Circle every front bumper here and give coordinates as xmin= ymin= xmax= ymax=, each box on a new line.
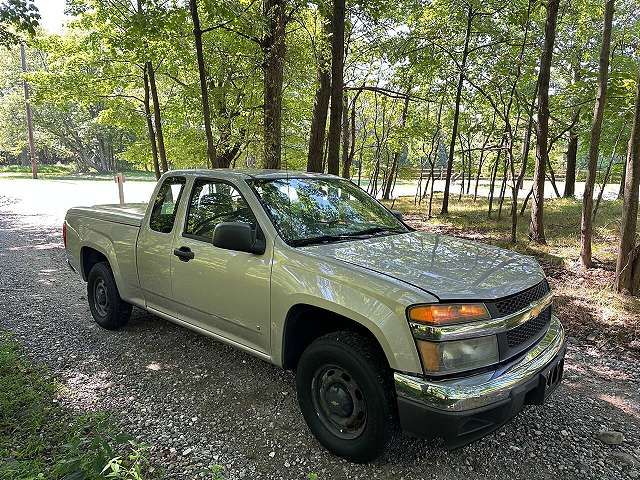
xmin=395 ymin=314 xmax=565 ymax=448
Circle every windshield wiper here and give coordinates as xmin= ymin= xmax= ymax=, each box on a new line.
xmin=344 ymin=226 xmax=407 ymax=238
xmin=291 ymin=234 xmax=359 ymax=247
xmin=292 ymin=226 xmax=406 ymax=247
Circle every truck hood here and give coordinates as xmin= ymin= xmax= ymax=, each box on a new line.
xmin=301 ymin=231 xmax=545 ymax=300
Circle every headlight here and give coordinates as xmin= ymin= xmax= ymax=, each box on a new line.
xmin=417 ymin=336 xmax=499 ymax=374
xmin=408 ymin=303 xmax=490 ymax=326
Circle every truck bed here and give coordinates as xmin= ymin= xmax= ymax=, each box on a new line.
xmin=67 ymin=203 xmax=148 ymax=227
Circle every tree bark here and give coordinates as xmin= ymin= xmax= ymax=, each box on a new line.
xmin=340 ymin=94 xmax=351 ymax=178
xmin=580 ymin=0 xmax=615 ymax=267
xmin=517 ymin=80 xmax=538 ymax=190
xmin=263 ymin=0 xmax=287 ymax=169
xmin=343 ymin=92 xmax=358 ymax=179
xmin=615 ymin=70 xmax=640 ymax=294
xmin=326 ymin=0 xmax=345 ymax=175
xmin=146 ymin=61 xmax=168 ymax=173
xmin=529 ymin=0 xmax=560 ymax=244
xmin=564 ymin=63 xmax=582 ymax=197
xmin=143 ymin=65 xmax=161 ymax=179
xmin=564 ymin=127 xmax=578 ymax=197
xmin=383 ymin=95 xmax=409 ymax=200
xmin=307 ymin=14 xmax=331 ymax=173
xmin=441 ymin=4 xmax=473 ymax=215
xmin=189 ymin=0 xmax=218 ymax=168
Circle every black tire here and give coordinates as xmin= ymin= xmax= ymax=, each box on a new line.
xmin=87 ymin=262 xmax=132 ymax=330
xmin=296 ymin=331 xmax=398 ymax=462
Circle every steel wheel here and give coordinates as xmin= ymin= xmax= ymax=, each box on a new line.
xmin=311 ymin=364 xmax=367 ymax=440
xmin=93 ymin=278 xmax=109 ymax=317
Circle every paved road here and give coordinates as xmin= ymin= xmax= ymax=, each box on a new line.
xmin=0 ymin=179 xmax=638 ymax=479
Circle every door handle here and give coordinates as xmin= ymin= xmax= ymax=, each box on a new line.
xmin=173 ymin=246 xmax=195 ymax=262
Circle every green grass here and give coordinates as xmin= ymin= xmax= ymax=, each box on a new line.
xmin=0 ymin=165 xmax=156 ymax=181
xmin=0 ymin=332 xmax=154 ymax=480
xmin=387 ymin=193 xmax=622 ymax=265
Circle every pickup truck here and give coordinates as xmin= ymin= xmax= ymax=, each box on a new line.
xmin=64 ymin=169 xmax=566 ymax=462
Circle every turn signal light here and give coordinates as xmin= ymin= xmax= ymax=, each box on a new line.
xmin=408 ymin=303 xmax=490 ymax=326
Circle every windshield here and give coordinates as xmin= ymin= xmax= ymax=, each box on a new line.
xmin=248 ymin=177 xmax=409 ymax=246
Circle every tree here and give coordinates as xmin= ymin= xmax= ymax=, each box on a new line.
xmin=0 ymin=0 xmax=39 ymax=47
xmin=441 ymin=3 xmax=473 ymax=215
xmin=326 ymin=0 xmax=345 ymax=175
xmin=189 ymin=0 xmax=217 ymax=168
xmin=580 ymin=0 xmax=615 ymax=268
xmin=615 ymin=69 xmax=640 ymax=294
xmin=263 ymin=0 xmax=287 ymax=169
xmin=529 ymin=0 xmax=560 ymax=244
xmin=306 ymin=10 xmax=331 ymax=173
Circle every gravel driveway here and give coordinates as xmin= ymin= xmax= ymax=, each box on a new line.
xmin=0 ymin=179 xmax=639 ymax=480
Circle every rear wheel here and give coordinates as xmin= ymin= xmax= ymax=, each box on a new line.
xmin=87 ymin=262 xmax=132 ymax=330
xmin=296 ymin=331 xmax=398 ymax=462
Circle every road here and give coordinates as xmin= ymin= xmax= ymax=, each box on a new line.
xmin=0 ymin=178 xmax=638 ymax=479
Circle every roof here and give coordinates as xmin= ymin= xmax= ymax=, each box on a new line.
xmin=165 ymin=168 xmax=341 ymax=181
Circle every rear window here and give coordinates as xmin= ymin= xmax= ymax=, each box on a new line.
xmin=149 ymin=177 xmax=186 ymax=233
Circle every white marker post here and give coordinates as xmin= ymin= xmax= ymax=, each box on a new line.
xmin=115 ymin=173 xmax=125 ymax=205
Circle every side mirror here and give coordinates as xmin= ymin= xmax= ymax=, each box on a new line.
xmin=212 ymin=222 xmax=266 ymax=255
xmin=391 ymin=210 xmax=403 ymax=221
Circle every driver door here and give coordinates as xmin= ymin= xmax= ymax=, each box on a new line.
xmin=169 ymin=178 xmax=271 ymax=354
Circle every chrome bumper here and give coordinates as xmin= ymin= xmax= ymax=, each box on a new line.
xmin=395 ymin=315 xmax=565 ymax=412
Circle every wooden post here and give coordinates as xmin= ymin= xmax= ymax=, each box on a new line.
xmin=20 ymin=43 xmax=37 ymax=179
xmin=115 ymin=173 xmax=125 ymax=205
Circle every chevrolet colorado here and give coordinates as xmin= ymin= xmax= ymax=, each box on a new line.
xmin=64 ymin=169 xmax=565 ymax=462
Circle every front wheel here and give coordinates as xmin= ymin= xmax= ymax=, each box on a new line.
xmin=87 ymin=262 xmax=132 ymax=330
xmin=296 ymin=331 xmax=398 ymax=462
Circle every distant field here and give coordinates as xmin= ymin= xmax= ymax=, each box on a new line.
xmin=0 ymin=165 xmax=157 ymax=181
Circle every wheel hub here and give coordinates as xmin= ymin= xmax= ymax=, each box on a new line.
xmin=94 ymin=279 xmax=109 ymax=316
xmin=312 ymin=365 xmax=367 ymax=440
xmin=325 ymin=383 xmax=354 ymax=417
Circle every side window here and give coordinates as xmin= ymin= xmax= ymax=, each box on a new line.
xmin=149 ymin=177 xmax=186 ymax=233
xmin=185 ymin=180 xmax=257 ymax=240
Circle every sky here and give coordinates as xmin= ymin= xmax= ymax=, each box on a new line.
xmin=34 ymin=0 xmax=68 ymax=34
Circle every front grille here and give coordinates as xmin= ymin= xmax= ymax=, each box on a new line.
xmin=499 ymin=306 xmax=551 ymax=359
xmin=506 ymin=306 xmax=551 ymax=348
xmin=488 ymin=280 xmax=550 ymax=318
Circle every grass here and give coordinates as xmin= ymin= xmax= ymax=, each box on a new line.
xmin=0 ymin=165 xmax=156 ymax=181
xmin=386 ymin=193 xmax=640 ymax=354
xmin=0 ymin=331 xmax=155 ymax=480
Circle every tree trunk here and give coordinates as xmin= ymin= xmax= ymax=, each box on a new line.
xmin=564 ymin=64 xmax=581 ymax=197
xmin=580 ymin=0 xmax=615 ymax=268
xmin=307 ymin=14 xmax=331 ymax=173
xmin=143 ymin=65 xmax=161 ymax=179
xmin=615 ymin=70 xmax=640 ymax=294
xmin=340 ymin=93 xmax=350 ymax=178
xmin=529 ymin=0 xmax=560 ymax=244
xmin=189 ymin=0 xmax=217 ymax=168
xmin=619 ymin=147 xmax=628 ymax=199
xmin=263 ymin=0 xmax=287 ymax=169
xmin=146 ymin=61 xmax=168 ymax=173
xmin=564 ymin=127 xmax=578 ymax=197
xmin=343 ymin=93 xmax=358 ymax=179
xmin=517 ymin=80 xmax=539 ymax=190
xmin=326 ymin=0 xmax=345 ymax=175
xmin=383 ymin=95 xmax=409 ymax=200
xmin=442 ymin=4 xmax=473 ymax=215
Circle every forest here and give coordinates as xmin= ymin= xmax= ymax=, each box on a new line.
xmin=1 ymin=0 xmax=640 ymax=294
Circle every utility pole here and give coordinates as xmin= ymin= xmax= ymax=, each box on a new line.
xmin=20 ymin=43 xmax=37 ymax=179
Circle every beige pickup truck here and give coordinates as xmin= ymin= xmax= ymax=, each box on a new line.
xmin=64 ymin=169 xmax=565 ymax=462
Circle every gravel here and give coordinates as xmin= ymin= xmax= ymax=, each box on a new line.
xmin=1 ymin=180 xmax=639 ymax=479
